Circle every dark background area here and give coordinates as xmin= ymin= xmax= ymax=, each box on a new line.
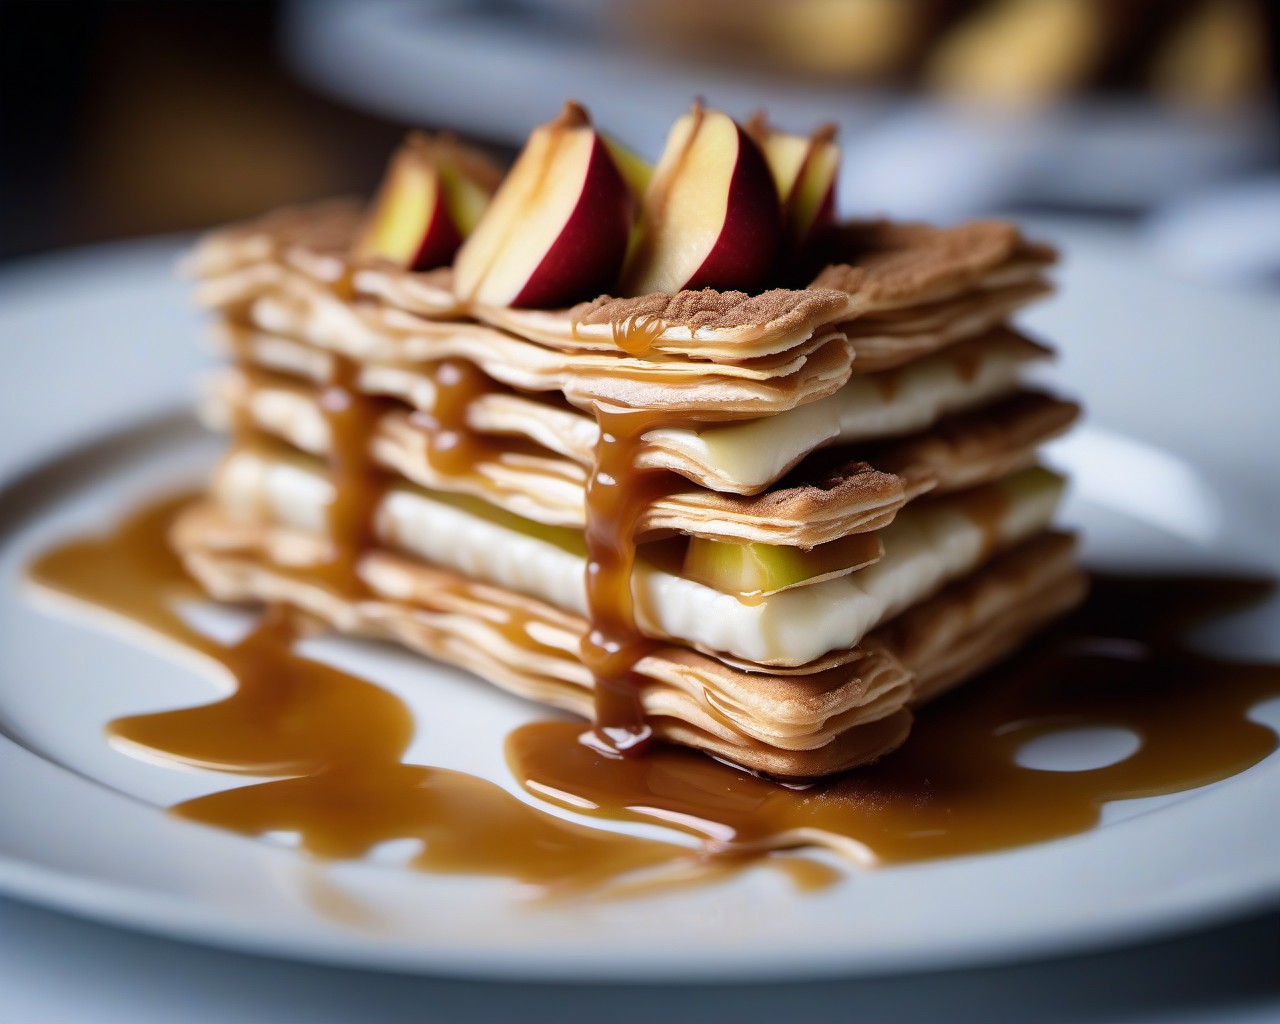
xmin=0 ymin=1 xmax=422 ymax=262
xmin=3 ymin=0 xmax=1277 ymax=264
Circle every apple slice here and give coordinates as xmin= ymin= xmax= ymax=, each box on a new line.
xmin=454 ymin=102 xmax=637 ymax=309
xmin=603 ymin=136 xmax=652 ymax=201
xmin=682 ymin=532 xmax=882 ymax=599
xmin=620 ymin=102 xmax=781 ymax=296
xmin=352 ymin=132 xmax=503 ymax=271
xmin=746 ymin=113 xmax=839 ymax=253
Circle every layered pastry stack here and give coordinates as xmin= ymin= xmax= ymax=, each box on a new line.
xmin=176 ymin=102 xmax=1085 ymax=779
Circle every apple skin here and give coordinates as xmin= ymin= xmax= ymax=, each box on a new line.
xmin=685 ymin=121 xmax=782 ymax=292
xmin=352 ymin=133 xmax=499 ymax=272
xmin=508 ymin=135 xmax=633 ymax=309
xmin=747 ymin=115 xmax=840 ymax=255
xmin=455 ymin=102 xmax=637 ymax=310
xmin=409 ymin=192 xmax=463 ymax=271
xmin=621 ymin=104 xmax=782 ymax=296
xmin=785 ymin=124 xmax=839 ymax=252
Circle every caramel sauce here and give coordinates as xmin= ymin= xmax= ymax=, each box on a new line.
xmin=218 ymin=339 xmax=725 ymax=889
xmin=28 ymin=495 xmax=1280 ymax=888
xmin=29 ymin=493 xmax=728 ymax=895
xmin=610 ymin=314 xmax=667 ymax=357
xmin=28 ymin=492 xmax=206 ymax=646
xmin=23 ymin=302 xmax=1280 ymax=893
xmin=172 ymin=760 xmax=691 ymax=892
xmin=580 ymin=314 xmax=750 ymax=751
xmin=580 ymin=407 xmax=681 ymax=750
xmin=249 ymin=311 xmax=692 ymax=761
xmin=407 ymin=358 xmax=502 ymax=479
xmin=509 ymin=574 xmax=1280 ymax=866
xmin=315 ymin=355 xmax=383 ymax=593
xmin=580 ymin=315 xmax=996 ymax=756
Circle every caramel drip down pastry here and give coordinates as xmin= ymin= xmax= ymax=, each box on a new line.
xmin=29 ymin=498 xmax=1280 ymax=881
xmin=29 ymin=495 xmax=724 ymax=895
xmin=315 ymin=354 xmax=382 ymax=595
xmin=581 ymin=406 xmax=681 ymax=750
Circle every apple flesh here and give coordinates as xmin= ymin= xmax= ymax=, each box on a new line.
xmin=682 ymin=532 xmax=882 ymax=598
xmin=747 ymin=114 xmax=839 ymax=254
xmin=352 ymin=133 xmax=502 ymax=272
xmin=403 ymin=482 xmax=586 ymax=556
xmin=620 ymin=103 xmax=781 ymax=296
xmin=454 ymin=102 xmax=637 ymax=309
xmin=603 ymin=136 xmax=652 ymax=202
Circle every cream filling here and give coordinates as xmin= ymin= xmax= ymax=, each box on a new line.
xmin=216 ymin=450 xmax=1063 ymax=667
xmin=648 ymin=344 xmax=1029 ymax=490
xmin=235 ymin=329 xmax=1037 ymax=494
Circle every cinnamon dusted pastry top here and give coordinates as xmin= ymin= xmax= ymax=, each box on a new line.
xmin=816 ymin=219 xmax=1056 ymax=305
xmin=191 ymin=200 xmax=1054 ymax=381
xmin=485 ymin=287 xmax=858 ymax=361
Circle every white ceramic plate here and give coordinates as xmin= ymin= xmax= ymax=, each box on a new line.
xmin=0 ymin=223 xmax=1278 ymax=981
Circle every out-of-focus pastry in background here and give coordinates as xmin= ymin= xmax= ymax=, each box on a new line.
xmin=623 ymin=0 xmax=1275 ymax=109
xmin=631 ymin=0 xmax=952 ymax=84
xmin=1148 ymin=0 xmax=1273 ymax=108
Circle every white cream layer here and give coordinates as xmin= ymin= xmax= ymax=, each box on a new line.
xmin=238 ymin=328 xmax=1037 ymax=494
xmin=216 ymin=451 xmax=1063 ymax=666
xmin=649 ymin=342 xmax=1030 ymax=489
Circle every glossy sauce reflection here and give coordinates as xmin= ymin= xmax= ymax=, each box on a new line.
xmin=315 ymin=354 xmax=383 ymax=593
xmin=580 ymin=406 xmax=681 ymax=750
xmin=509 ymin=575 xmax=1280 ymax=865
xmin=408 ymin=357 xmax=504 ymax=479
xmin=28 ymin=495 xmax=711 ymax=895
xmin=27 ymin=496 xmax=1280 ymax=886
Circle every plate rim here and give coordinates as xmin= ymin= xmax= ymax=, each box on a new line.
xmin=1 ymin=233 xmax=1279 ymax=982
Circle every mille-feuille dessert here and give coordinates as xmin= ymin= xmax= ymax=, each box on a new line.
xmin=176 ymin=101 xmax=1085 ymax=780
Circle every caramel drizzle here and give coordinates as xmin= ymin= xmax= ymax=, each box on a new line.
xmin=314 ymin=354 xmax=383 ymax=593
xmin=28 ymin=494 xmax=830 ymax=896
xmin=245 ymin=296 xmax=683 ymax=756
xmin=407 ymin=357 xmax=502 ymax=479
xmin=32 ymin=284 xmax=716 ymax=890
xmin=609 ymin=314 xmax=667 ymax=357
xmin=581 ymin=312 xmax=746 ymax=750
xmin=25 ymin=260 xmax=1280 ymax=893
xmin=511 ymin=574 xmax=1280 ymax=866
xmin=580 ymin=407 xmax=680 ymax=750
xmin=27 ymin=495 xmax=1280 ymax=888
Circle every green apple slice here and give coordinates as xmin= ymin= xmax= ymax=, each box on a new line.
xmin=683 ymin=532 xmax=883 ymax=600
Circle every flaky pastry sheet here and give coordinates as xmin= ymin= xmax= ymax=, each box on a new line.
xmin=172 ymin=503 xmax=1082 ymax=778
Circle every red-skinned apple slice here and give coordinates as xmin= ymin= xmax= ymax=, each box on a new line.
xmin=747 ymin=114 xmax=839 ymax=252
xmin=352 ymin=133 xmax=503 ymax=271
xmin=621 ymin=102 xmax=781 ymax=296
xmin=454 ymin=102 xmax=636 ymax=309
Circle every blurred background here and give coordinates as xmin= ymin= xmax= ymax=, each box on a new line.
xmin=3 ymin=0 xmax=1279 ymax=283
xmin=3 ymin=6 xmax=1279 ymax=1019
